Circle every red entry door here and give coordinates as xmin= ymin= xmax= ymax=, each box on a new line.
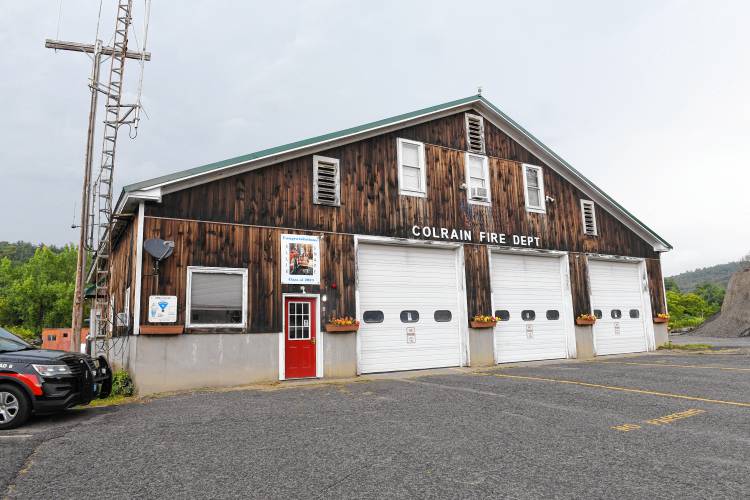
xmin=284 ymin=297 xmax=317 ymax=378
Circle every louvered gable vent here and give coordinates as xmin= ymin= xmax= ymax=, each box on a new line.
xmin=465 ymin=113 xmax=485 ymax=154
xmin=313 ymin=156 xmax=340 ymax=206
xmin=581 ymin=200 xmax=597 ymax=236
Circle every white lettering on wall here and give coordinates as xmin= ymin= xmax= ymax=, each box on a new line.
xmin=411 ymin=225 xmax=539 ymax=247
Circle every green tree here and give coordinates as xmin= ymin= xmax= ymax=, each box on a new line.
xmin=0 ymin=245 xmax=77 ymax=339
xmin=694 ymin=282 xmax=725 ymax=311
xmin=664 ymin=277 xmax=681 ymax=292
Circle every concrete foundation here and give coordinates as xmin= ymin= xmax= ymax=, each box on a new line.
xmin=324 ymin=332 xmax=357 ymax=378
xmin=468 ymin=328 xmax=495 ymax=366
xmin=653 ymin=323 xmax=669 ymax=347
xmin=123 ymin=333 xmax=279 ymax=395
xmin=574 ymin=325 xmax=595 ymax=359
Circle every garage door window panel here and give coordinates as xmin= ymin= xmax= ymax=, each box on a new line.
xmin=494 ymin=310 xmax=510 ymax=321
xmin=434 ymin=310 xmax=452 ymax=322
xmin=611 ymin=309 xmax=622 ymax=319
xmin=363 ymin=310 xmax=384 ymax=323
xmin=397 ymin=138 xmax=426 ymax=197
xmin=400 ymin=310 xmax=420 ymax=323
xmin=521 ymin=310 xmax=536 ymax=321
xmin=187 ymin=267 xmax=247 ymax=328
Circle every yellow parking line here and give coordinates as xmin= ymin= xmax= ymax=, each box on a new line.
xmin=595 ymin=361 xmax=750 ymax=372
xmin=645 ymin=408 xmax=705 ymax=425
xmin=492 ymin=373 xmax=750 ymax=408
xmin=612 ymin=409 xmax=706 ymax=432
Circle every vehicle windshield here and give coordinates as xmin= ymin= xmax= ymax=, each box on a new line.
xmin=0 ymin=327 xmax=33 ymax=352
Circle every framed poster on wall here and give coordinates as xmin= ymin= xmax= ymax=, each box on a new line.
xmin=281 ymin=234 xmax=320 ymax=285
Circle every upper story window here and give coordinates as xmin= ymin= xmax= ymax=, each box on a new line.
xmin=523 ymin=164 xmax=546 ymax=213
xmin=397 ymin=138 xmax=426 ymax=197
xmin=312 ymin=155 xmax=340 ymax=206
xmin=186 ymin=266 xmax=247 ymax=328
xmin=580 ymin=199 xmax=598 ymax=236
xmin=465 ymin=153 xmax=491 ymax=204
xmin=465 ymin=113 xmax=485 ymax=154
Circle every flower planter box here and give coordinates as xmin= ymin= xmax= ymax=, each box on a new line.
xmin=325 ymin=324 xmax=359 ymax=333
xmin=470 ymin=320 xmax=497 ymax=329
xmin=140 ymin=325 xmax=184 ymax=335
xmin=575 ymin=318 xmax=596 ymax=326
xmin=653 ymin=317 xmax=669 ymax=324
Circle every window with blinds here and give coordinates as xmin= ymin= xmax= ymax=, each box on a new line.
xmin=581 ymin=199 xmax=598 ymax=235
xmin=186 ymin=267 xmax=247 ymax=328
xmin=465 ymin=113 xmax=485 ymax=154
xmin=313 ymin=156 xmax=340 ymax=206
xmin=523 ymin=164 xmax=546 ymax=213
xmin=397 ymin=138 xmax=426 ymax=196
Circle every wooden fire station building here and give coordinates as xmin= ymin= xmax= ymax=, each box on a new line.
xmin=107 ymin=95 xmax=671 ymax=394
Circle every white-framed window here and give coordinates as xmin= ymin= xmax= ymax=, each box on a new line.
xmin=186 ymin=266 xmax=248 ymax=328
xmin=465 ymin=113 xmax=485 ymax=154
xmin=312 ymin=155 xmax=340 ymax=206
xmin=465 ymin=153 xmax=491 ymax=204
xmin=397 ymin=138 xmax=427 ymax=197
xmin=581 ymin=199 xmax=598 ymax=236
xmin=523 ymin=164 xmax=546 ymax=213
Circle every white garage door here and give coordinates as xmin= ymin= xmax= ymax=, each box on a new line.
xmin=357 ymin=244 xmax=462 ymax=373
xmin=589 ymin=260 xmax=649 ymax=355
xmin=491 ymin=253 xmax=572 ymax=363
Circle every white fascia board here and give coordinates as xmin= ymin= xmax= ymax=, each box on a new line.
xmin=115 ymin=187 xmax=163 ymax=215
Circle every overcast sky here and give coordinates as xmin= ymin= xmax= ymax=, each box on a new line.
xmin=1 ymin=1 xmax=748 ymax=276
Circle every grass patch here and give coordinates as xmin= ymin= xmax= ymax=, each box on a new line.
xmin=86 ymin=394 xmax=138 ymax=408
xmin=658 ymin=341 xmax=713 ymax=351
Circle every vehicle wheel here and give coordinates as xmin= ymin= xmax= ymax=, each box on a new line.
xmin=97 ymin=356 xmax=112 ymax=399
xmin=0 ymin=384 xmax=31 ymax=430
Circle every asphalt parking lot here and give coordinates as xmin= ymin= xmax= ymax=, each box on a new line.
xmin=2 ymin=346 xmax=749 ymax=499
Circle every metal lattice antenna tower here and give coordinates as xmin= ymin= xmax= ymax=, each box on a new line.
xmin=45 ymin=0 xmax=151 ymax=353
xmin=92 ymin=0 xmax=137 ymax=344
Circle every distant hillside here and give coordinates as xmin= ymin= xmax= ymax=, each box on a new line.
xmin=0 ymin=241 xmax=65 ymax=264
xmin=668 ymin=261 xmax=748 ymax=292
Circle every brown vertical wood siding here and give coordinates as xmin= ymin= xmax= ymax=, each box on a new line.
xmin=463 ymin=245 xmax=492 ymax=321
xmin=568 ymin=253 xmax=592 ymax=317
xmin=109 ymin=214 xmax=138 ymax=334
xmin=107 ymin=108 xmax=667 ymax=331
xmin=139 ymin=217 xmax=356 ymax=332
xmin=646 ymin=257 xmax=667 ymax=315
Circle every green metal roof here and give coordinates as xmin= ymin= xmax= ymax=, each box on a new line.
xmin=121 ymin=94 xmax=671 ymax=250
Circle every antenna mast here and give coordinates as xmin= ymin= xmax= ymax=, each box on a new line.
xmin=45 ymin=0 xmax=152 ymax=354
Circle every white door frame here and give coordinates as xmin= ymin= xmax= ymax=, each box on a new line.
xmin=353 ymin=235 xmax=468 ymax=374
xmin=489 ymin=247 xmax=576 ymax=363
xmin=586 ymin=254 xmax=656 ymax=353
xmin=278 ymin=293 xmax=323 ymax=381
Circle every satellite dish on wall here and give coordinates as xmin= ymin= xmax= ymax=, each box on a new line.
xmin=144 ymin=239 xmax=175 ymax=261
xmin=143 ymin=239 xmax=175 ymax=278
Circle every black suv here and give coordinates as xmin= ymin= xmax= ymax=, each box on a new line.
xmin=0 ymin=327 xmax=112 ymax=429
